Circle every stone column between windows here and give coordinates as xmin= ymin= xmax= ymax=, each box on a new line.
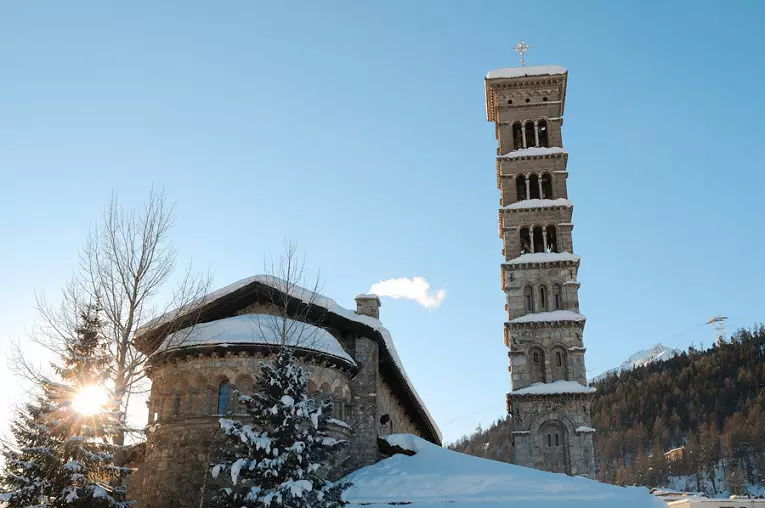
xmin=528 ymin=228 xmax=535 ymax=254
xmin=524 ymin=176 xmax=531 ymax=201
xmin=534 ymin=120 xmax=540 ymax=147
xmin=542 ymin=228 xmax=548 ymax=253
xmin=521 ymin=125 xmax=527 ymax=148
xmin=537 ymin=177 xmax=544 ymax=200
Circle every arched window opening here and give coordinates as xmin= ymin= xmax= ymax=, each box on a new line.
xmin=553 ymin=284 xmax=563 ymax=310
xmin=524 ymin=285 xmax=534 ymax=312
xmin=172 ymin=392 xmax=181 ymax=418
xmin=520 ymin=227 xmax=531 ymax=255
xmin=533 ymin=226 xmax=545 ymax=254
xmin=217 ymin=379 xmax=231 ymax=415
xmin=551 ymin=348 xmax=567 ymax=381
xmin=555 ymin=433 xmax=560 ymax=446
xmin=530 ymin=348 xmax=545 ymax=383
xmin=528 ymin=173 xmax=540 ymax=199
xmin=540 ymin=173 xmax=553 ymax=199
xmin=545 ymin=225 xmax=558 ymax=253
xmin=512 ymin=123 xmax=523 ymax=150
xmin=547 ymin=434 xmax=552 ymax=446
xmin=538 ymin=120 xmax=549 ymax=147
xmin=516 ymin=175 xmax=527 ymax=201
xmin=525 ymin=122 xmax=536 ymax=147
xmin=540 ymin=286 xmax=548 ymax=311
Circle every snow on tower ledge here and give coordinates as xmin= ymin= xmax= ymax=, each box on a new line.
xmin=486 ymin=64 xmax=567 ymax=80
xmin=509 ymin=310 xmax=585 ymax=324
xmin=498 ymin=146 xmax=567 ymax=159
xmin=503 ymin=252 xmax=580 ymax=266
xmin=503 ymin=198 xmax=572 ymax=210
xmin=512 ymin=380 xmax=596 ymax=396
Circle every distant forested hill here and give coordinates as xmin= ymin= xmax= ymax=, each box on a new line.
xmin=450 ymin=325 xmax=765 ymax=496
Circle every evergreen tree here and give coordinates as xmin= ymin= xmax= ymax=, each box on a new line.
xmin=0 ymin=304 xmax=132 ymax=507
xmin=210 ymin=348 xmax=348 ymax=507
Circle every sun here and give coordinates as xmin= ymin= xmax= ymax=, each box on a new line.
xmin=72 ymin=385 xmax=109 ymax=416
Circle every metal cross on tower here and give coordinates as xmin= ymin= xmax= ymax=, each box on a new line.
xmin=514 ymin=39 xmax=531 ymax=66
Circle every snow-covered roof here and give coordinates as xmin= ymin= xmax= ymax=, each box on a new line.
xmin=498 ymin=146 xmax=567 ymax=160
xmin=154 ymin=314 xmax=356 ymax=365
xmin=138 ymin=275 xmax=442 ymax=443
xmin=503 ymin=198 xmax=572 ymax=210
xmin=486 ymin=65 xmax=567 ymax=80
xmin=575 ymin=426 xmax=596 ymax=433
xmin=509 ymin=310 xmax=586 ymax=324
xmin=503 ymin=252 xmax=580 ymax=266
xmin=342 ymin=434 xmax=662 ymax=507
xmin=511 ymin=380 xmax=596 ymax=396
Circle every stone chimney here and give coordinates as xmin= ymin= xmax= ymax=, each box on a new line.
xmin=355 ymin=293 xmax=381 ymax=319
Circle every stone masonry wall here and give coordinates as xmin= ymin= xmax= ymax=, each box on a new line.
xmin=376 ymin=376 xmax=420 ymax=438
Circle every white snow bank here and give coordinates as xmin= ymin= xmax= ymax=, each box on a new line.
xmin=141 ymin=275 xmax=441 ymax=443
xmin=576 ymin=426 xmax=596 ymax=433
xmin=503 ymin=198 xmax=572 ymax=210
xmin=342 ymin=434 xmax=662 ymax=507
xmin=512 ymin=381 xmax=596 ymax=396
xmin=487 ymin=65 xmax=567 ymax=80
xmin=509 ymin=310 xmax=586 ymax=324
xmin=498 ymin=146 xmax=567 ymax=159
xmin=155 ymin=314 xmax=355 ymax=365
xmin=503 ymin=252 xmax=580 ymax=265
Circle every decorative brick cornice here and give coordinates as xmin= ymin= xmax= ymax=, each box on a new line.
xmin=505 ymin=318 xmax=585 ymax=330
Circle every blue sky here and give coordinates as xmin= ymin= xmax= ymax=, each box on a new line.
xmin=1 ymin=1 xmax=764 ymax=443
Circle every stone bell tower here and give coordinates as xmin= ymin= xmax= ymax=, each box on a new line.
xmin=485 ymin=64 xmax=595 ymax=477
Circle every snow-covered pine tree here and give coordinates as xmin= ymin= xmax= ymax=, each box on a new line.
xmin=210 ymin=347 xmax=348 ymax=507
xmin=0 ymin=396 xmax=59 ymax=507
xmin=0 ymin=303 xmax=133 ymax=507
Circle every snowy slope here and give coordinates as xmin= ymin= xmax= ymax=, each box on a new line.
xmin=592 ymin=343 xmax=681 ymax=382
xmin=342 ymin=434 xmax=664 ymax=507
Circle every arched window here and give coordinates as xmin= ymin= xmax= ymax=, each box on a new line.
xmin=524 ymin=285 xmax=534 ymax=312
xmin=540 ymin=173 xmax=553 ymax=199
xmin=533 ymin=226 xmax=545 ymax=254
xmin=512 ymin=123 xmax=523 ymax=150
xmin=539 ymin=286 xmax=548 ymax=311
xmin=530 ymin=348 xmax=545 ymax=383
xmin=548 ymin=433 xmax=552 ymax=446
xmin=555 ymin=433 xmax=560 ymax=446
xmin=538 ymin=120 xmax=549 ymax=147
xmin=516 ymin=175 xmax=527 ymax=201
xmin=172 ymin=391 xmax=181 ymax=418
xmin=553 ymin=284 xmax=563 ymax=310
xmin=528 ymin=174 xmax=540 ymax=199
xmin=551 ymin=347 xmax=567 ymax=381
xmin=525 ymin=121 xmax=536 ymax=148
xmin=217 ymin=380 xmax=231 ymax=415
xmin=545 ymin=225 xmax=557 ymax=253
xmin=519 ymin=227 xmax=531 ymax=255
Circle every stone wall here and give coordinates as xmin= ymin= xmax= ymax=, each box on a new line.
xmin=510 ymin=395 xmax=595 ymax=477
xmin=134 ymin=352 xmax=352 ymax=507
xmin=376 ymin=376 xmax=420 ymax=438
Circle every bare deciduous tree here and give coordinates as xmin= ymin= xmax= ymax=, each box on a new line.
xmin=14 ymin=189 xmax=210 ymax=444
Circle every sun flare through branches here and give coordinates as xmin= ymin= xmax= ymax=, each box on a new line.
xmin=72 ymin=385 xmax=108 ymax=416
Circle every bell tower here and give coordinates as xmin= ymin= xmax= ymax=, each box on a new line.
xmin=485 ymin=63 xmax=595 ymax=477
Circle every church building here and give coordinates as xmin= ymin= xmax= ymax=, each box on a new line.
xmin=127 ymin=276 xmax=441 ymax=507
xmin=485 ymin=63 xmax=596 ymax=476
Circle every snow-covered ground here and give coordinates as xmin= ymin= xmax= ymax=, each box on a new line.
xmin=342 ymin=434 xmax=664 ymax=507
xmin=592 ymin=343 xmax=681 ymax=382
